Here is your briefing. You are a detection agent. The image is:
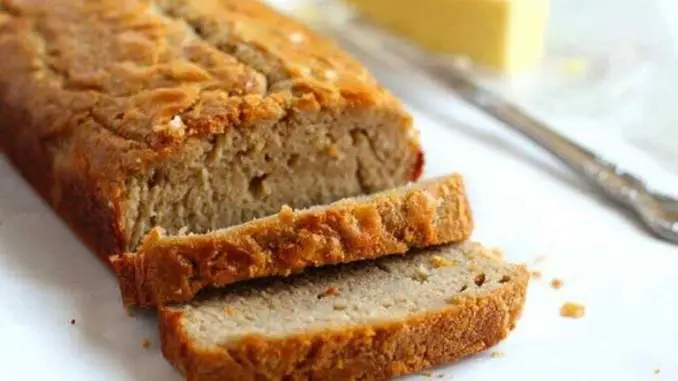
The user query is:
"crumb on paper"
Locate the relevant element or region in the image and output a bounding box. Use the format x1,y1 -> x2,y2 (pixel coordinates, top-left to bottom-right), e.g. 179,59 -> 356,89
530,270 -> 542,280
534,254 -> 547,263
420,370 -> 433,377
550,278 -> 564,289
560,302 -> 585,319
430,255 -> 456,268
655,368 -> 661,375
490,350 -> 505,358
317,287 -> 340,299
141,338 -> 151,349
437,374 -> 445,379
69,319 -> 76,325
411,264 -> 430,282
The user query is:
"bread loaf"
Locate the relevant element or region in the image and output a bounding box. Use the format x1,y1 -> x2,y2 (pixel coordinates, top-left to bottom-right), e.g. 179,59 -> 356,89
0,0 -> 422,262
114,174 -> 472,307
159,242 -> 528,381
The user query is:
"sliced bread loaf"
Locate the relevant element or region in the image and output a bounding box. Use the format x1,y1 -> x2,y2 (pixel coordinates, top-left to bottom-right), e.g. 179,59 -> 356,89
0,0 -> 422,263
159,242 -> 528,381
113,175 -> 472,307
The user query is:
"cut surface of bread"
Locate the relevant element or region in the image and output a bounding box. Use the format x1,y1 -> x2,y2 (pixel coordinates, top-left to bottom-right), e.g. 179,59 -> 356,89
114,174 -> 472,307
0,0 -> 421,263
159,242 -> 528,381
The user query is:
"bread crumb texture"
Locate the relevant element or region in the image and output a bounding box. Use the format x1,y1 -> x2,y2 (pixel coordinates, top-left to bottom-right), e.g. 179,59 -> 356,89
490,350 -> 505,358
317,287 -> 340,299
560,302 -> 585,319
530,270 -> 542,280
430,255 -> 456,268
411,264 -> 430,282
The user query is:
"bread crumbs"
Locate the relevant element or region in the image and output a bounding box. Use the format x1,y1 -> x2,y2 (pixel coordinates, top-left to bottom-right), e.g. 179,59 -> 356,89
550,278 -> 564,289
420,370 -> 432,377
69,319 -> 76,325
654,368 -> 661,375
560,302 -> 585,319
490,350 -> 505,358
530,270 -> 542,280
317,287 -> 340,299
141,338 -> 151,349
325,144 -> 341,158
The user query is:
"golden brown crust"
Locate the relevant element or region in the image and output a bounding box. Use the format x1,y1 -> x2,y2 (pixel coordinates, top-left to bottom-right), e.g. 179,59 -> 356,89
113,175 -> 473,307
0,0 -> 420,262
158,266 -> 528,381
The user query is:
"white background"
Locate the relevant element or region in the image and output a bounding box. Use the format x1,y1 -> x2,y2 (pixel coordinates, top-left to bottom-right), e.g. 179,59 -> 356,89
1,0 -> 677,380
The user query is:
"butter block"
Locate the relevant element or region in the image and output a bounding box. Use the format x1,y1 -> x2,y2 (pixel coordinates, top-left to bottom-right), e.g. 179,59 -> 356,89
345,0 -> 549,72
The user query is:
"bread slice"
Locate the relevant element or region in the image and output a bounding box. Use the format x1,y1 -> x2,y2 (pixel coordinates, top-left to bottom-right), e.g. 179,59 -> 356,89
159,242 -> 528,381
113,174 -> 472,307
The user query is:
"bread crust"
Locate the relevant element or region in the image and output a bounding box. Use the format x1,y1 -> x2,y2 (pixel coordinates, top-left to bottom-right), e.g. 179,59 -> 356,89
113,175 -> 473,307
0,0 -> 422,262
159,266 -> 528,381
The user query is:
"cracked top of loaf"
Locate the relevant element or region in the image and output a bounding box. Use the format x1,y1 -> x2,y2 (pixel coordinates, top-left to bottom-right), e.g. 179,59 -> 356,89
0,0 -> 410,157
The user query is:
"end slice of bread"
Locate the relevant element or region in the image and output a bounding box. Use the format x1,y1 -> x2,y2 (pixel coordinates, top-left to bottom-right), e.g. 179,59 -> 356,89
159,242 -> 528,381
113,174 -> 473,307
